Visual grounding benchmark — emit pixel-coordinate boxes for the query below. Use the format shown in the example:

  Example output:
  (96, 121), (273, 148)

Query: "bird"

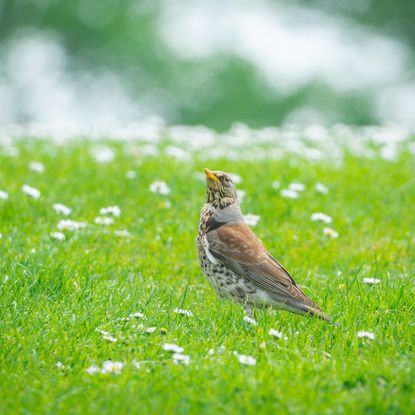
(197, 168), (330, 321)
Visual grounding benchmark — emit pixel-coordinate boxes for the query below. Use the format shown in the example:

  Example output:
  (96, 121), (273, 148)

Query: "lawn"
(1, 130), (414, 414)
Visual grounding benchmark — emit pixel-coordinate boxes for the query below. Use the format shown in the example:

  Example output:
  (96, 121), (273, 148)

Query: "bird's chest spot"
(201, 261), (249, 301)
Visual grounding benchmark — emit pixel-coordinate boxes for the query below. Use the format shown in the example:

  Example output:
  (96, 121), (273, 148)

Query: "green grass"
(0, 139), (414, 415)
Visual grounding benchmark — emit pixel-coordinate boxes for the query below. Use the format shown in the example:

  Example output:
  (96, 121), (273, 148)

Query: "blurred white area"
(0, 31), (148, 127)
(376, 83), (415, 127)
(159, 0), (414, 126)
(0, 0), (414, 130)
(159, 0), (407, 92)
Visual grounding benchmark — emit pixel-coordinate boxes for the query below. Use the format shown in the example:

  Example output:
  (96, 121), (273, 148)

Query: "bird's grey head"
(204, 168), (239, 208)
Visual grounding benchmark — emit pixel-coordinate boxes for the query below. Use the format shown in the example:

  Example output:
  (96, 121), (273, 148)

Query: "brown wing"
(206, 222), (324, 313)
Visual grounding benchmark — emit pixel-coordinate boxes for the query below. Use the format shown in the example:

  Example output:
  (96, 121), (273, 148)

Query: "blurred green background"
(1, 0), (414, 130)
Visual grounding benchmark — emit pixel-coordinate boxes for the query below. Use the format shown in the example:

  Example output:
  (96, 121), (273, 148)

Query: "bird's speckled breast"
(198, 204), (256, 303)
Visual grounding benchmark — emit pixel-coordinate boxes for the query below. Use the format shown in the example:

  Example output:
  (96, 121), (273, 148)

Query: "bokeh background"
(1, 0), (414, 131)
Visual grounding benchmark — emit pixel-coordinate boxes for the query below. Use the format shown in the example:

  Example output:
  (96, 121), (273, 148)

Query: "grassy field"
(1, 138), (414, 414)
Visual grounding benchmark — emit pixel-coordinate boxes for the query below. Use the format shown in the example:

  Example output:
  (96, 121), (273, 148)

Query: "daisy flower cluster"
(234, 352), (256, 366)
(4, 122), (413, 164)
(94, 205), (121, 226)
(22, 184), (41, 199)
(173, 308), (193, 317)
(357, 331), (375, 340)
(363, 277), (381, 285)
(86, 361), (124, 375)
(273, 177), (338, 239)
(163, 343), (190, 365)
(149, 180), (171, 195)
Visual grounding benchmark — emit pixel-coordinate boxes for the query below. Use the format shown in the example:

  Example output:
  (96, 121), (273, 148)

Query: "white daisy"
(357, 331), (375, 340)
(269, 328), (283, 339)
(94, 216), (114, 225)
(311, 212), (332, 224)
(99, 206), (121, 216)
(22, 185), (41, 199)
(57, 219), (86, 231)
(323, 227), (339, 239)
(237, 354), (256, 366)
(103, 333), (117, 342)
(101, 360), (124, 374)
(315, 183), (329, 194)
(363, 278), (381, 285)
(149, 180), (171, 195)
(55, 361), (65, 369)
(145, 327), (157, 334)
(98, 330), (118, 343)
(173, 308), (193, 317)
(280, 189), (299, 199)
(129, 312), (144, 318)
(163, 343), (184, 353)
(172, 353), (190, 365)
(96, 329), (117, 342)
(92, 147), (115, 163)
(126, 170), (137, 179)
(50, 232), (65, 241)
(29, 161), (44, 173)
(243, 316), (258, 326)
(244, 213), (260, 227)
(85, 365), (100, 374)
(53, 203), (71, 216)
(288, 182), (305, 192)
(0, 190), (8, 200)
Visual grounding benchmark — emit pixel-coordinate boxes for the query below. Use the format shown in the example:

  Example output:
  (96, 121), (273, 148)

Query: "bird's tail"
(288, 284), (331, 321)
(307, 306), (331, 321)
(284, 298), (331, 321)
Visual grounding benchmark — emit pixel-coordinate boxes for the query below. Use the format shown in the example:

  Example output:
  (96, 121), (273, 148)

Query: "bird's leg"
(244, 305), (254, 319)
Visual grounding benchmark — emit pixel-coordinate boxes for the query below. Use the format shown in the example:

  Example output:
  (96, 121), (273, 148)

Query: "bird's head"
(204, 168), (238, 207)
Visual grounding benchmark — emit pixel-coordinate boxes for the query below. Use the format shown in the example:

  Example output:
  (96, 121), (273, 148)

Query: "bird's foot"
(243, 306), (259, 326)
(244, 305), (254, 319)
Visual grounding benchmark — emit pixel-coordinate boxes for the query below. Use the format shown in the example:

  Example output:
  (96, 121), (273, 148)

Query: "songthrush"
(198, 168), (330, 321)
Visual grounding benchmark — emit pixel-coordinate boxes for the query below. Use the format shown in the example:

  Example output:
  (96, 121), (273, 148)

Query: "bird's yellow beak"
(204, 168), (219, 182)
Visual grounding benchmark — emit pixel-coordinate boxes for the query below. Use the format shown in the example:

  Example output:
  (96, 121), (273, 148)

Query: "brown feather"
(206, 222), (329, 320)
